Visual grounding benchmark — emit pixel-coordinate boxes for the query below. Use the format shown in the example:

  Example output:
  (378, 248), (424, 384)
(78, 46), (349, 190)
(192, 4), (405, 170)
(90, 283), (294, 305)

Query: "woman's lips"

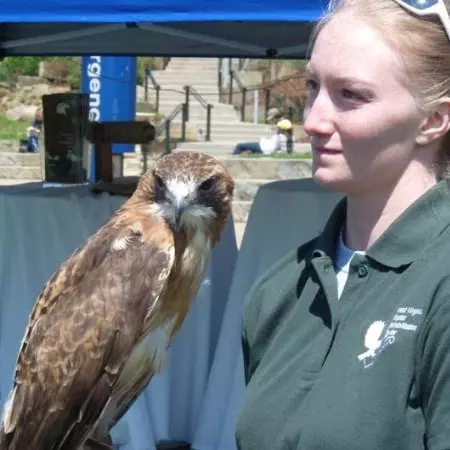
(313, 146), (341, 154)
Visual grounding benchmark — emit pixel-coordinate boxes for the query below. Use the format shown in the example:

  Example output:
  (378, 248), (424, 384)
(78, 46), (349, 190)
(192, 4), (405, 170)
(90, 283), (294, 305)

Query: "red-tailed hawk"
(0, 151), (234, 450)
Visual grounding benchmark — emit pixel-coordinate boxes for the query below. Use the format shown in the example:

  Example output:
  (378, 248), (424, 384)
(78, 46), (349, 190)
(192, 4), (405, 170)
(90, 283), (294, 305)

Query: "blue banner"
(81, 56), (137, 154)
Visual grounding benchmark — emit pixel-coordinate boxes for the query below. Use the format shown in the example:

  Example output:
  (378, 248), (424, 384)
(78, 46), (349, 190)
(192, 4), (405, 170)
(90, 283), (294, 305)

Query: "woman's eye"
(305, 78), (319, 91)
(342, 89), (366, 102)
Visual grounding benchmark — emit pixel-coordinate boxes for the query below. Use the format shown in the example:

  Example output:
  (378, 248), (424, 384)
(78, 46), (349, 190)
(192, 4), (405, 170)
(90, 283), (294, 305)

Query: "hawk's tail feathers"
(0, 426), (10, 450)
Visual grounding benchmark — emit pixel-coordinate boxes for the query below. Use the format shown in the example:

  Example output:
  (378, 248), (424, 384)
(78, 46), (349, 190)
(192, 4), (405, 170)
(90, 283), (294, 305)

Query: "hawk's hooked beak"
(174, 199), (188, 228)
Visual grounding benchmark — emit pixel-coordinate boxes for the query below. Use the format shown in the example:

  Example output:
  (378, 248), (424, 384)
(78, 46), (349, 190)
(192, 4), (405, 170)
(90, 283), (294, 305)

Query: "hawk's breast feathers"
(3, 208), (179, 449)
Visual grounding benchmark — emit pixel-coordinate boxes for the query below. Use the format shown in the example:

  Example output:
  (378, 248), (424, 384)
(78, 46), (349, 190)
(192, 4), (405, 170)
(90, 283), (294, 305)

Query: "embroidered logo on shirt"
(357, 307), (423, 368)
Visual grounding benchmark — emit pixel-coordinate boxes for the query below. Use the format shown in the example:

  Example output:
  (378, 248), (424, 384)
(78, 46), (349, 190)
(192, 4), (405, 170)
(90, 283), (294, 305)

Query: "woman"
(233, 119), (294, 155)
(232, 108), (282, 155)
(235, 0), (450, 449)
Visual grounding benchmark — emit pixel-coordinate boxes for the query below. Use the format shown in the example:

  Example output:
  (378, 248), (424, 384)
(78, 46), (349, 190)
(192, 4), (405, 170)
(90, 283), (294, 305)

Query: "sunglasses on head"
(392, 0), (450, 41)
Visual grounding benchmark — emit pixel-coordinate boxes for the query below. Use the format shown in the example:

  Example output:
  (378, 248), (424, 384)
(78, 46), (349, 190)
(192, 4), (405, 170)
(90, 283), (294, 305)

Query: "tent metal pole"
(1, 24), (124, 50)
(139, 23), (265, 55)
(276, 43), (311, 57)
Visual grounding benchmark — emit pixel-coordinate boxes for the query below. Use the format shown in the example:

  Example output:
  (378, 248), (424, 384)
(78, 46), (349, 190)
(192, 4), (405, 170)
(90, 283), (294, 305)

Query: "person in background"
(27, 107), (43, 153)
(233, 116), (295, 155)
(236, 0), (450, 448)
(232, 107), (283, 155)
(259, 119), (294, 154)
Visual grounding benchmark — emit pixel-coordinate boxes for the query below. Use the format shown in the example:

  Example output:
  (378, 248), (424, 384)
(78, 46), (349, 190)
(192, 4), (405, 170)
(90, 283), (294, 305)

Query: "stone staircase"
(136, 57), (280, 156)
(0, 141), (42, 182)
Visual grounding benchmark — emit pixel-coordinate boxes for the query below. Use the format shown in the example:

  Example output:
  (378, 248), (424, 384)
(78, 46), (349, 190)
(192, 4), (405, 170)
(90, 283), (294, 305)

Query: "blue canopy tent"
(0, 1), (330, 449)
(0, 0), (328, 57)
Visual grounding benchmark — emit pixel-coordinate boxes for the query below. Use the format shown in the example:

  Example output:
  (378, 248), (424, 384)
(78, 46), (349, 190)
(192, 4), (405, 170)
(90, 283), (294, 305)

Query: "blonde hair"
(311, 0), (450, 178)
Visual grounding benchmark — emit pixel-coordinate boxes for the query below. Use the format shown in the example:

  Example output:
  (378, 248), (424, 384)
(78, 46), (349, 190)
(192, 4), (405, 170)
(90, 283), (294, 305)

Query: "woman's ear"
(416, 99), (450, 146)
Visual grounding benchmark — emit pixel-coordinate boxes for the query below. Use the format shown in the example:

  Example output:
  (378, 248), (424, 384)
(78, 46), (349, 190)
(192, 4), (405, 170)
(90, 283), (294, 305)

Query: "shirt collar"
(310, 181), (450, 269)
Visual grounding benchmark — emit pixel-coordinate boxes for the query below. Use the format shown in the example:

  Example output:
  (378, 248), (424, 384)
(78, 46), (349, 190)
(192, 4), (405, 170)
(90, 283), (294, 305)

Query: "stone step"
(174, 142), (240, 154)
(124, 154), (313, 181)
(188, 123), (277, 141)
(232, 201), (252, 224)
(167, 57), (219, 63)
(207, 130), (275, 141)
(171, 114), (241, 124)
(161, 99), (234, 109)
(140, 108), (241, 122)
(0, 178), (41, 186)
(0, 152), (40, 166)
(153, 67), (219, 75)
(158, 107), (239, 118)
(166, 61), (219, 70)
(152, 73), (219, 83)
(188, 123), (273, 134)
(148, 88), (220, 97)
(161, 65), (219, 72)
(144, 99), (237, 109)
(233, 178), (273, 201)
(0, 141), (20, 153)
(174, 141), (311, 155)
(163, 111), (240, 123)
(147, 92), (220, 104)
(167, 57), (219, 64)
(0, 166), (42, 179)
(191, 121), (272, 130)
(155, 103), (239, 117)
(219, 157), (313, 180)
(151, 80), (219, 89)
(166, 66), (219, 71)
(143, 84), (220, 94)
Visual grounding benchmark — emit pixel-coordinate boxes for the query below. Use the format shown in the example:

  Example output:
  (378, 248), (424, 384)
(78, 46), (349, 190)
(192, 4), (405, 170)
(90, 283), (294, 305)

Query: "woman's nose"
(303, 93), (335, 137)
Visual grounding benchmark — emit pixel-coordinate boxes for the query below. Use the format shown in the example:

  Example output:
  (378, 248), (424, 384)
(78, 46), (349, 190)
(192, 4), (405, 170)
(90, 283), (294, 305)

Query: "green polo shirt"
(236, 181), (450, 450)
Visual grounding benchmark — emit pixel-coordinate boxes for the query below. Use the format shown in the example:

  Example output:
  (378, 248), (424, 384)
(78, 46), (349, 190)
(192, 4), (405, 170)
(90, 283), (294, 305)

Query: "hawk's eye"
(199, 176), (216, 192)
(154, 174), (165, 190)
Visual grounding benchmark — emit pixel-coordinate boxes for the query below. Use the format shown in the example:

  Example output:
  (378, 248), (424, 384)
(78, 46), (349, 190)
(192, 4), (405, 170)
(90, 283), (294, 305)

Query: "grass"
(239, 152), (312, 159)
(0, 115), (28, 140)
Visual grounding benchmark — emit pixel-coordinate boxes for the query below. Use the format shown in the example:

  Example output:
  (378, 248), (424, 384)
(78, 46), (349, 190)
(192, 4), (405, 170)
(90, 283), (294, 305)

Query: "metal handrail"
(186, 85), (208, 109)
(157, 103), (184, 133)
(144, 67), (161, 112)
(159, 103), (188, 154)
(228, 68), (247, 121)
(224, 67), (301, 124)
(184, 85), (213, 142)
(141, 103), (188, 172)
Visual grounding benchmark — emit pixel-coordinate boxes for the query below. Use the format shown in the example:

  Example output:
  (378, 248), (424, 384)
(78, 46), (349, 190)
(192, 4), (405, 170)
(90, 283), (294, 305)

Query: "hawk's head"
(135, 152), (234, 239)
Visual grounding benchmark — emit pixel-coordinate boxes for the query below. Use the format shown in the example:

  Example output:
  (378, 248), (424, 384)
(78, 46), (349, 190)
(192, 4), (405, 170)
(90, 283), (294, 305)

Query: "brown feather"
(2, 213), (174, 450)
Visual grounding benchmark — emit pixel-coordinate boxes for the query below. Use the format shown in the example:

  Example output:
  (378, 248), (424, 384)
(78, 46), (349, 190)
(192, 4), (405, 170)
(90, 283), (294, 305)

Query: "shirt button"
(358, 264), (369, 278)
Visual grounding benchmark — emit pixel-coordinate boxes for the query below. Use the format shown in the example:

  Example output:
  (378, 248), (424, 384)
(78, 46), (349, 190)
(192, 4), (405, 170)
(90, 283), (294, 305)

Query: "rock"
(5, 104), (38, 121)
(38, 60), (70, 83)
(17, 76), (48, 87)
(220, 158), (313, 180)
(0, 87), (9, 101)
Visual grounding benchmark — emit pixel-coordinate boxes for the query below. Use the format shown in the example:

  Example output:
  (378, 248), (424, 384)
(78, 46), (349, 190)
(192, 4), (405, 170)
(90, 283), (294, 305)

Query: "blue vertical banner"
(81, 56), (137, 180)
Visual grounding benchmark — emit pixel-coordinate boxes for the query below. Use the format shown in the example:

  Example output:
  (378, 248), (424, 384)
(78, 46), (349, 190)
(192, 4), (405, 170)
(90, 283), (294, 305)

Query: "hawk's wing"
(1, 214), (175, 450)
